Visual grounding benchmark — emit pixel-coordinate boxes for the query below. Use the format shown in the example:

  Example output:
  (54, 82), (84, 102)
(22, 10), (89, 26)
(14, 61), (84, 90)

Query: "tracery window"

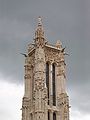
(46, 62), (49, 104)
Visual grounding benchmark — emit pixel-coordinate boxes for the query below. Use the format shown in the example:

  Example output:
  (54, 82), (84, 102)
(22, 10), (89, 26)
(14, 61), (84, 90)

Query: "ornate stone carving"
(24, 74), (31, 79)
(35, 38), (45, 48)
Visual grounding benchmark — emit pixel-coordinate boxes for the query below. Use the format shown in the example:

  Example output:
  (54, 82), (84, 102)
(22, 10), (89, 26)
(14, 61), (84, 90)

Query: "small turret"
(55, 40), (62, 49)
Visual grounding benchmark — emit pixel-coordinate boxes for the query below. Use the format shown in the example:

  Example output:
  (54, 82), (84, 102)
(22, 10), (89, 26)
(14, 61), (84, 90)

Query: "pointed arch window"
(46, 62), (49, 104)
(52, 63), (56, 106)
(53, 112), (56, 120)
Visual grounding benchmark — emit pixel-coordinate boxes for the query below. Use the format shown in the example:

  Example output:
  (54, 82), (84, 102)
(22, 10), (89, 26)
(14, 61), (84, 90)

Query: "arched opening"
(52, 63), (56, 106)
(46, 62), (49, 104)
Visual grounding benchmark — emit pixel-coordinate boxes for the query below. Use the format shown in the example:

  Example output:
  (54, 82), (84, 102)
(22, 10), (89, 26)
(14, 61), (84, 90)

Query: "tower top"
(22, 17), (70, 120)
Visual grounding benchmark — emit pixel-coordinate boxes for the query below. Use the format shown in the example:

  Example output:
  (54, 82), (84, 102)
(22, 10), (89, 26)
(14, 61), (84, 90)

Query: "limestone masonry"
(21, 17), (70, 120)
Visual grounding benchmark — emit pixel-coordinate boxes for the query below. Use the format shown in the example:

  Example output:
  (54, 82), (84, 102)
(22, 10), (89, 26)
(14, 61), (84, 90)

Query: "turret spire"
(35, 16), (44, 38)
(34, 17), (45, 47)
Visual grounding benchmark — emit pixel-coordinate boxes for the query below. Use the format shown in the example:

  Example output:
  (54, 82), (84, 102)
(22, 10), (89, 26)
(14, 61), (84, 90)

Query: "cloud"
(0, 77), (23, 120)
(68, 81), (90, 115)
(70, 109), (90, 120)
(0, 18), (34, 83)
(0, 78), (90, 120)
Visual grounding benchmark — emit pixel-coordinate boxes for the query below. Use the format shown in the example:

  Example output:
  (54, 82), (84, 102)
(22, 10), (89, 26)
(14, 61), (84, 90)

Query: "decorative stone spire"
(35, 16), (44, 39)
(34, 17), (45, 48)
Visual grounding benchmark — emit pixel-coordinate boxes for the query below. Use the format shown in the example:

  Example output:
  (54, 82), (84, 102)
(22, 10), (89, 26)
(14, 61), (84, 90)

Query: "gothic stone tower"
(21, 17), (70, 120)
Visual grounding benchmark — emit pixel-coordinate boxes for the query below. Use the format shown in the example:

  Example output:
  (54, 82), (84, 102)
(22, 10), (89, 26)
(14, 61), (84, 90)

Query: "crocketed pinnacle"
(35, 16), (44, 39)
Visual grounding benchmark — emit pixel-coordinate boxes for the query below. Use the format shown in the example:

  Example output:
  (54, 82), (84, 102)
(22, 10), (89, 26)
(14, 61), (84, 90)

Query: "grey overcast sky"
(0, 0), (90, 120)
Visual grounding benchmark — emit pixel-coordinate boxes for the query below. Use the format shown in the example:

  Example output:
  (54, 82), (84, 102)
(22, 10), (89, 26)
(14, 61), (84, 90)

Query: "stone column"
(34, 45), (47, 120)
(56, 60), (66, 96)
(50, 110), (53, 120)
(24, 57), (31, 98)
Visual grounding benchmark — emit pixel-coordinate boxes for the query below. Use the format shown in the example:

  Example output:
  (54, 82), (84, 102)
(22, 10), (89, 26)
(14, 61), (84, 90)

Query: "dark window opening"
(53, 112), (56, 120)
(30, 113), (33, 120)
(48, 111), (50, 120)
(52, 63), (56, 106)
(46, 62), (49, 105)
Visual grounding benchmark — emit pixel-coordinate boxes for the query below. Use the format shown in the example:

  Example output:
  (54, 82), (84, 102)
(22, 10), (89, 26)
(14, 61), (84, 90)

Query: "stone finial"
(38, 16), (42, 26)
(55, 40), (62, 48)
